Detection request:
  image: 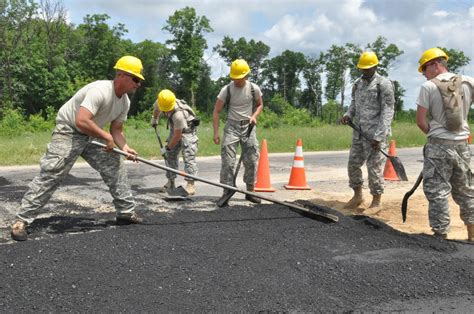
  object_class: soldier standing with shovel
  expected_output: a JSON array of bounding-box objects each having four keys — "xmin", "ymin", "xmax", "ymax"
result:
[
  {"xmin": 213, "ymin": 59, "xmax": 263, "ymax": 206},
  {"xmin": 341, "ymin": 51, "xmax": 395, "ymax": 213}
]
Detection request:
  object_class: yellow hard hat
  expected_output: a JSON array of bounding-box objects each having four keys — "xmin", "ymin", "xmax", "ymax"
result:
[
  {"xmin": 114, "ymin": 55, "xmax": 145, "ymax": 80},
  {"xmin": 229, "ymin": 59, "xmax": 250, "ymax": 79},
  {"xmin": 357, "ymin": 51, "xmax": 379, "ymax": 69},
  {"xmin": 157, "ymin": 89, "xmax": 176, "ymax": 112},
  {"xmin": 418, "ymin": 48, "xmax": 448, "ymax": 73}
]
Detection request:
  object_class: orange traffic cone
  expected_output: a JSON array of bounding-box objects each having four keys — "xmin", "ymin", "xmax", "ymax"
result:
[
  {"xmin": 284, "ymin": 138, "xmax": 311, "ymax": 190},
  {"xmin": 384, "ymin": 140, "xmax": 399, "ymax": 181},
  {"xmin": 255, "ymin": 139, "xmax": 276, "ymax": 192}
]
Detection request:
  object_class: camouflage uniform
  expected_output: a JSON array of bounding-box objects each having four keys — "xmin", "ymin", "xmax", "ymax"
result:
[
  {"xmin": 165, "ymin": 99, "xmax": 199, "ymax": 181},
  {"xmin": 18, "ymin": 124, "xmax": 135, "ymax": 224},
  {"xmin": 217, "ymin": 81, "xmax": 261, "ymax": 186},
  {"xmin": 422, "ymin": 142, "xmax": 474, "ymax": 234},
  {"xmin": 220, "ymin": 121, "xmax": 259, "ymax": 186},
  {"xmin": 417, "ymin": 73, "xmax": 474, "ymax": 234},
  {"xmin": 344, "ymin": 73, "xmax": 395, "ymax": 195}
]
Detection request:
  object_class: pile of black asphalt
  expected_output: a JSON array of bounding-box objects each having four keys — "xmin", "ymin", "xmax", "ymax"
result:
[{"xmin": 1, "ymin": 199, "xmax": 473, "ymax": 312}]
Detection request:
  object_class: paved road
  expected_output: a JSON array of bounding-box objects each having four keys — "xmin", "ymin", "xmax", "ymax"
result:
[{"xmin": 0, "ymin": 147, "xmax": 473, "ymax": 312}]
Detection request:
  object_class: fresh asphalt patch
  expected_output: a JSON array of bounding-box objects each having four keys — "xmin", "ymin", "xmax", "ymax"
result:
[
  {"xmin": 1, "ymin": 201, "xmax": 473, "ymax": 312},
  {"xmin": 1, "ymin": 164, "xmax": 473, "ymax": 311}
]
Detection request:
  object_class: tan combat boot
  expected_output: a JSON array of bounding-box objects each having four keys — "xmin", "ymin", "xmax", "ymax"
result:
[
  {"xmin": 185, "ymin": 181, "xmax": 196, "ymax": 195},
  {"xmin": 245, "ymin": 184, "xmax": 261, "ymax": 204},
  {"xmin": 11, "ymin": 220, "xmax": 28, "ymax": 241},
  {"xmin": 467, "ymin": 224, "xmax": 474, "ymax": 242},
  {"xmin": 344, "ymin": 187, "xmax": 364, "ymax": 209},
  {"xmin": 158, "ymin": 179, "xmax": 175, "ymax": 193},
  {"xmin": 368, "ymin": 194, "xmax": 381, "ymax": 208},
  {"xmin": 364, "ymin": 194, "xmax": 383, "ymax": 215}
]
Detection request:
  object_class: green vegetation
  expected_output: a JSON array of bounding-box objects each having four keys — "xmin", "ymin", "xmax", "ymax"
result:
[
  {"xmin": 0, "ymin": 120, "xmax": 427, "ymax": 166},
  {"xmin": 1, "ymin": 1, "xmax": 470, "ymax": 120},
  {"xmin": 1, "ymin": 1, "xmax": 471, "ymax": 166}
]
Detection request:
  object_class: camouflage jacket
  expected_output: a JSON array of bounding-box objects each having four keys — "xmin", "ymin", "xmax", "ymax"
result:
[{"xmin": 345, "ymin": 72, "xmax": 395, "ymax": 141}]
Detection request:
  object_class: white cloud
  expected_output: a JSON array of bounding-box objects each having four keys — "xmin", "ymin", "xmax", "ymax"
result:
[
  {"xmin": 61, "ymin": 0, "xmax": 474, "ymax": 110},
  {"xmin": 469, "ymin": 6, "xmax": 474, "ymax": 18},
  {"xmin": 433, "ymin": 10, "xmax": 449, "ymax": 18}
]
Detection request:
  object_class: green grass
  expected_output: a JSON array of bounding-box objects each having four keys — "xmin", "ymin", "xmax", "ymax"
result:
[{"xmin": 0, "ymin": 122, "xmax": 427, "ymax": 166}]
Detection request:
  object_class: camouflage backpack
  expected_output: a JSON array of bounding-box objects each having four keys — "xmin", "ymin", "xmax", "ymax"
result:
[
  {"xmin": 167, "ymin": 99, "xmax": 200, "ymax": 130},
  {"xmin": 430, "ymin": 74, "xmax": 465, "ymax": 132}
]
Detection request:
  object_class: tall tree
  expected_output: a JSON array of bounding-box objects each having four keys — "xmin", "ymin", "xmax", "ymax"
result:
[
  {"xmin": 38, "ymin": 0, "xmax": 67, "ymax": 71},
  {"xmin": 133, "ymin": 40, "xmax": 170, "ymax": 115},
  {"xmin": 163, "ymin": 7, "xmax": 213, "ymax": 107},
  {"xmin": 301, "ymin": 54, "xmax": 324, "ymax": 117},
  {"xmin": 76, "ymin": 13, "xmax": 128, "ymax": 80},
  {"xmin": 261, "ymin": 50, "xmax": 306, "ymax": 104},
  {"xmin": 0, "ymin": 0, "xmax": 37, "ymax": 113},
  {"xmin": 439, "ymin": 47, "xmax": 471, "ymax": 73},
  {"xmin": 213, "ymin": 36, "xmax": 270, "ymax": 82},
  {"xmin": 365, "ymin": 36, "xmax": 403, "ymax": 77},
  {"xmin": 324, "ymin": 44, "xmax": 354, "ymax": 111}
]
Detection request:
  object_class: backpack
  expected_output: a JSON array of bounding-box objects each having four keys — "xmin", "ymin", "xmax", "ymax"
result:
[
  {"xmin": 225, "ymin": 82, "xmax": 257, "ymax": 113},
  {"xmin": 431, "ymin": 74, "xmax": 464, "ymax": 132},
  {"xmin": 168, "ymin": 99, "xmax": 200, "ymax": 130}
]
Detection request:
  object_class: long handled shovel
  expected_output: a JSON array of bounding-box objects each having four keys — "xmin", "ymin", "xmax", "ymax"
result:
[
  {"xmin": 216, "ymin": 123, "xmax": 255, "ymax": 207},
  {"xmin": 401, "ymin": 171, "xmax": 423, "ymax": 222},
  {"xmin": 153, "ymin": 126, "xmax": 189, "ymax": 198},
  {"xmin": 347, "ymin": 120, "xmax": 408, "ymax": 181},
  {"xmin": 91, "ymin": 141, "xmax": 338, "ymax": 223}
]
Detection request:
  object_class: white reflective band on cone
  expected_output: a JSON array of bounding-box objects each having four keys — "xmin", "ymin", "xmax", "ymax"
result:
[
  {"xmin": 292, "ymin": 160, "xmax": 305, "ymax": 168},
  {"xmin": 295, "ymin": 146, "xmax": 303, "ymax": 156}
]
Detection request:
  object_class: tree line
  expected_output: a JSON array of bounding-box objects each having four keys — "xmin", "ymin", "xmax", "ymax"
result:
[{"xmin": 1, "ymin": 1, "xmax": 471, "ymax": 124}]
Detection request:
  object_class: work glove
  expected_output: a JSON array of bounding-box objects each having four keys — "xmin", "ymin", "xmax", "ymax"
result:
[
  {"xmin": 371, "ymin": 140, "xmax": 380, "ymax": 150},
  {"xmin": 160, "ymin": 146, "xmax": 170, "ymax": 158},
  {"xmin": 340, "ymin": 116, "xmax": 351, "ymax": 125},
  {"xmin": 151, "ymin": 117, "xmax": 158, "ymax": 128}
]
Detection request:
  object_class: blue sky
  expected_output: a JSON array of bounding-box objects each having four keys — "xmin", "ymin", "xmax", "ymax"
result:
[{"xmin": 62, "ymin": 0, "xmax": 474, "ymax": 110}]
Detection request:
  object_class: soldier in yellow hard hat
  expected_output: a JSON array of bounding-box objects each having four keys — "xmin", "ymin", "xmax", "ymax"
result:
[
  {"xmin": 416, "ymin": 47, "xmax": 474, "ymax": 241},
  {"xmin": 340, "ymin": 51, "xmax": 395, "ymax": 213},
  {"xmin": 151, "ymin": 89, "xmax": 200, "ymax": 195},
  {"xmin": 212, "ymin": 59, "xmax": 264, "ymax": 205},
  {"xmin": 11, "ymin": 55, "xmax": 145, "ymax": 241}
]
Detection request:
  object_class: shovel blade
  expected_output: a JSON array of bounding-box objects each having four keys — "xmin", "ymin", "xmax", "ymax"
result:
[
  {"xmin": 388, "ymin": 156, "xmax": 408, "ymax": 181},
  {"xmin": 167, "ymin": 185, "xmax": 189, "ymax": 197}
]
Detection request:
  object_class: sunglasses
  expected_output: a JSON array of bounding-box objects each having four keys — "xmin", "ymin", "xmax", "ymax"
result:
[
  {"xmin": 422, "ymin": 60, "xmax": 437, "ymax": 73},
  {"xmin": 124, "ymin": 73, "xmax": 141, "ymax": 84}
]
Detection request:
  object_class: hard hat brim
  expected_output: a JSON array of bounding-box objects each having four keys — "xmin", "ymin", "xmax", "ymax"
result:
[
  {"xmin": 229, "ymin": 71, "xmax": 250, "ymax": 80},
  {"xmin": 114, "ymin": 66, "xmax": 145, "ymax": 81},
  {"xmin": 357, "ymin": 63, "xmax": 377, "ymax": 70}
]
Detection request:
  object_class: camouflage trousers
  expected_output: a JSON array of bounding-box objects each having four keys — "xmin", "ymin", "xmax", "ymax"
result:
[
  {"xmin": 423, "ymin": 142, "xmax": 474, "ymax": 234},
  {"xmin": 347, "ymin": 137, "xmax": 387, "ymax": 195},
  {"xmin": 18, "ymin": 124, "xmax": 135, "ymax": 224},
  {"xmin": 165, "ymin": 129, "xmax": 199, "ymax": 182},
  {"xmin": 220, "ymin": 121, "xmax": 259, "ymax": 186}
]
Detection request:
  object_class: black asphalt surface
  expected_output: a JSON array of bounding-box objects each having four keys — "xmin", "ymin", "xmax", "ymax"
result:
[
  {"xmin": 1, "ymin": 149, "xmax": 473, "ymax": 312},
  {"xmin": 1, "ymin": 199, "xmax": 473, "ymax": 311}
]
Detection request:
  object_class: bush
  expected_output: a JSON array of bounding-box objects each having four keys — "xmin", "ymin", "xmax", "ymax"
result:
[
  {"xmin": 267, "ymin": 94, "xmax": 292, "ymax": 115},
  {"xmin": 282, "ymin": 107, "xmax": 313, "ymax": 126},
  {"xmin": 26, "ymin": 106, "xmax": 56, "ymax": 132},
  {"xmin": 259, "ymin": 109, "xmax": 282, "ymax": 128},
  {"xmin": 0, "ymin": 108, "xmax": 26, "ymax": 136}
]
